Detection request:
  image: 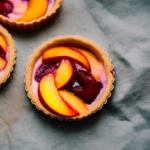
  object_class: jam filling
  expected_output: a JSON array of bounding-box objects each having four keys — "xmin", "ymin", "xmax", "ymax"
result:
[
  {"xmin": 0, "ymin": 0, "xmax": 13, "ymax": 16},
  {"xmin": 0, "ymin": 45, "xmax": 6, "ymax": 58},
  {"xmin": 35, "ymin": 64, "xmax": 57, "ymax": 82}
]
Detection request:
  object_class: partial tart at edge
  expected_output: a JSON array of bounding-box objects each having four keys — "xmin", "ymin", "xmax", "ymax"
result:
[
  {"xmin": 0, "ymin": 25, "xmax": 16, "ymax": 86},
  {"xmin": 0, "ymin": 0, "xmax": 62, "ymax": 31}
]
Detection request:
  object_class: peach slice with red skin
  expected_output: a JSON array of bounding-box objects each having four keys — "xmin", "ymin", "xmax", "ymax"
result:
[
  {"xmin": 69, "ymin": 47, "xmax": 103, "ymax": 82},
  {"xmin": 38, "ymin": 73, "xmax": 78, "ymax": 117},
  {"xmin": 0, "ymin": 57, "xmax": 7, "ymax": 71},
  {"xmin": 59, "ymin": 90, "xmax": 88, "ymax": 114},
  {"xmin": 0, "ymin": 34, "xmax": 7, "ymax": 55},
  {"xmin": 55, "ymin": 59, "xmax": 76, "ymax": 89},
  {"xmin": 17, "ymin": 0, "xmax": 48, "ymax": 22},
  {"xmin": 42, "ymin": 46, "xmax": 90, "ymax": 71}
]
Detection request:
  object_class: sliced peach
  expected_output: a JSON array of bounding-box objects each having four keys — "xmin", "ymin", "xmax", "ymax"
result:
[
  {"xmin": 0, "ymin": 57, "xmax": 7, "ymax": 71},
  {"xmin": 55, "ymin": 59, "xmax": 76, "ymax": 89},
  {"xmin": 59, "ymin": 90, "xmax": 88, "ymax": 115},
  {"xmin": 69, "ymin": 47, "xmax": 102, "ymax": 82},
  {"xmin": 42, "ymin": 46, "xmax": 90, "ymax": 71},
  {"xmin": 38, "ymin": 73, "xmax": 78, "ymax": 117},
  {"xmin": 17, "ymin": 0, "xmax": 48, "ymax": 22},
  {"xmin": 0, "ymin": 34, "xmax": 7, "ymax": 55}
]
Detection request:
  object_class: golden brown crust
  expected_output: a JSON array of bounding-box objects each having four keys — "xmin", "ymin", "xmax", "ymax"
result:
[
  {"xmin": 25, "ymin": 35, "xmax": 114, "ymax": 121},
  {"xmin": 0, "ymin": 0, "xmax": 62, "ymax": 31},
  {"xmin": 0, "ymin": 25, "xmax": 16, "ymax": 86}
]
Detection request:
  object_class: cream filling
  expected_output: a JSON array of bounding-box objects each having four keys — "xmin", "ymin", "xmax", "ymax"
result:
[
  {"xmin": 7, "ymin": 0, "xmax": 55, "ymax": 21},
  {"xmin": 8, "ymin": 0, "xmax": 28, "ymax": 20},
  {"xmin": 47, "ymin": 0, "xmax": 55, "ymax": 12},
  {"xmin": 31, "ymin": 56, "xmax": 107, "ymax": 109}
]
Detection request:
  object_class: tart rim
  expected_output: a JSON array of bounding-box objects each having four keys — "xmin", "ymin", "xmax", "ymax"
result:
[
  {"xmin": 0, "ymin": 0, "xmax": 62, "ymax": 30},
  {"xmin": 0, "ymin": 25, "xmax": 16, "ymax": 86},
  {"xmin": 25, "ymin": 35, "xmax": 114, "ymax": 120}
]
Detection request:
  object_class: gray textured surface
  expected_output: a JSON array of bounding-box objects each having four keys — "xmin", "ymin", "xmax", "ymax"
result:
[{"xmin": 0, "ymin": 0, "xmax": 150, "ymax": 150}]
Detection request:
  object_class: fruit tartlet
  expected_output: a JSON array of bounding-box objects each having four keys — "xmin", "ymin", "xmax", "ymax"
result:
[
  {"xmin": 25, "ymin": 35, "xmax": 114, "ymax": 120},
  {"xmin": 0, "ymin": 25, "xmax": 16, "ymax": 86},
  {"xmin": 0, "ymin": 0, "xmax": 62, "ymax": 31}
]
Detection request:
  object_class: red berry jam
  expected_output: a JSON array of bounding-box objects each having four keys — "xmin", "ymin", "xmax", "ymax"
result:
[
  {"xmin": 69, "ymin": 82, "xmax": 103, "ymax": 104},
  {"xmin": 77, "ymin": 70, "xmax": 96, "ymax": 86},
  {"xmin": 0, "ymin": 46, "xmax": 5, "ymax": 58},
  {"xmin": 35, "ymin": 64, "xmax": 57, "ymax": 82},
  {"xmin": 0, "ymin": 1, "xmax": 13, "ymax": 16}
]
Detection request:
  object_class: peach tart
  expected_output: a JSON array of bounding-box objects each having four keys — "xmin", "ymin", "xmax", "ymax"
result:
[
  {"xmin": 0, "ymin": 25, "xmax": 16, "ymax": 86},
  {"xmin": 0, "ymin": 0, "xmax": 62, "ymax": 30},
  {"xmin": 25, "ymin": 35, "xmax": 114, "ymax": 120}
]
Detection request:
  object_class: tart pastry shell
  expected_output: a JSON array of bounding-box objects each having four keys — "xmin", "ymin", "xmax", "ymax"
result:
[
  {"xmin": 25, "ymin": 35, "xmax": 114, "ymax": 121},
  {"xmin": 0, "ymin": 0, "xmax": 62, "ymax": 31},
  {"xmin": 0, "ymin": 25, "xmax": 16, "ymax": 86}
]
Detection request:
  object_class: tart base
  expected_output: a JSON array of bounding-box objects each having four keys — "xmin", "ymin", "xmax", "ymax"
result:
[{"xmin": 25, "ymin": 35, "xmax": 114, "ymax": 121}]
